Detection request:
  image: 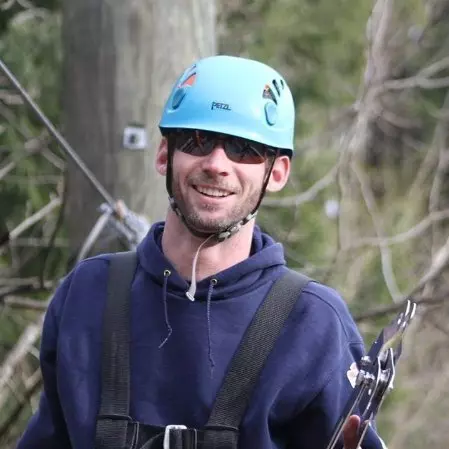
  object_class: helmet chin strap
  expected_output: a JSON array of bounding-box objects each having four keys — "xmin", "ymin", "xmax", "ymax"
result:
[{"xmin": 168, "ymin": 195, "xmax": 258, "ymax": 242}]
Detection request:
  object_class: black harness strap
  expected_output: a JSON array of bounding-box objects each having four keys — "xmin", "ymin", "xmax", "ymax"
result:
[
  {"xmin": 95, "ymin": 252, "xmax": 311, "ymax": 449},
  {"xmin": 95, "ymin": 251, "xmax": 138, "ymax": 449},
  {"xmin": 203, "ymin": 270, "xmax": 311, "ymax": 448}
]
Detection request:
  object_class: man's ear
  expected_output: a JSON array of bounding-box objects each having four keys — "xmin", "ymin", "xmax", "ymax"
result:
[
  {"xmin": 266, "ymin": 155, "xmax": 291, "ymax": 192},
  {"xmin": 155, "ymin": 137, "xmax": 168, "ymax": 176}
]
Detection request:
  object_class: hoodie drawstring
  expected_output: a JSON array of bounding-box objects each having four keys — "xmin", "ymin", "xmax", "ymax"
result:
[
  {"xmin": 159, "ymin": 271, "xmax": 217, "ymax": 376},
  {"xmin": 185, "ymin": 234, "xmax": 215, "ymax": 301},
  {"xmin": 206, "ymin": 278, "xmax": 217, "ymax": 375},
  {"xmin": 159, "ymin": 269, "xmax": 173, "ymax": 348}
]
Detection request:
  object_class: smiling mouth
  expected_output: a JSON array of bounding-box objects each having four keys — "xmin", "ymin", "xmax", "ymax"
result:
[{"xmin": 193, "ymin": 185, "xmax": 234, "ymax": 198}]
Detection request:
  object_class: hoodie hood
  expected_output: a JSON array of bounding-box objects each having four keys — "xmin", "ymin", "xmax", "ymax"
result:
[{"xmin": 137, "ymin": 221, "xmax": 286, "ymax": 301}]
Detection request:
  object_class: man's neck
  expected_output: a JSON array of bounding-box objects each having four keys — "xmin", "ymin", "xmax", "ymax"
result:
[{"xmin": 161, "ymin": 210, "xmax": 255, "ymax": 281}]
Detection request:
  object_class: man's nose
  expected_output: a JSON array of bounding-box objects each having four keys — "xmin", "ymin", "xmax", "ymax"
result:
[{"xmin": 200, "ymin": 144, "xmax": 231, "ymax": 176}]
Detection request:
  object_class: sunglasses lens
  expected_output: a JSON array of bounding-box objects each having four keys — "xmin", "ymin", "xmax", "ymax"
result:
[
  {"xmin": 172, "ymin": 131, "xmax": 202, "ymax": 156},
  {"xmin": 171, "ymin": 130, "xmax": 272, "ymax": 164},
  {"xmin": 225, "ymin": 140, "xmax": 267, "ymax": 164}
]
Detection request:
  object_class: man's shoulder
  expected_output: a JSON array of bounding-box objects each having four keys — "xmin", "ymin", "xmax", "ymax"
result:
[
  {"xmin": 285, "ymin": 270, "xmax": 361, "ymax": 343},
  {"xmin": 284, "ymin": 269, "xmax": 348, "ymax": 312},
  {"xmin": 48, "ymin": 253, "xmax": 115, "ymax": 312},
  {"xmin": 71, "ymin": 252, "xmax": 116, "ymax": 280},
  {"xmin": 301, "ymin": 278, "xmax": 349, "ymax": 315}
]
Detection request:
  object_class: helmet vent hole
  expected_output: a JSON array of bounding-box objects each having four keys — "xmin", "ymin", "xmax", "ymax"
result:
[
  {"xmin": 273, "ymin": 79, "xmax": 281, "ymax": 96},
  {"xmin": 280, "ymin": 79, "xmax": 285, "ymax": 89},
  {"xmin": 180, "ymin": 72, "xmax": 197, "ymax": 87},
  {"xmin": 263, "ymin": 84, "xmax": 278, "ymax": 105}
]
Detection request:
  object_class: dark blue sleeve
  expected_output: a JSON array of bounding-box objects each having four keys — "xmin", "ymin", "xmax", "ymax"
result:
[
  {"xmin": 16, "ymin": 277, "xmax": 72, "ymax": 449},
  {"xmin": 290, "ymin": 342, "xmax": 388, "ymax": 449}
]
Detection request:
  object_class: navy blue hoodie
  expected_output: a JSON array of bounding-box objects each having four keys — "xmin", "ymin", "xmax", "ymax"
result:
[{"xmin": 17, "ymin": 222, "xmax": 386, "ymax": 449}]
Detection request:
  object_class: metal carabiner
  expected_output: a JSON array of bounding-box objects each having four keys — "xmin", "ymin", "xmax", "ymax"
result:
[{"xmin": 326, "ymin": 299, "xmax": 417, "ymax": 449}]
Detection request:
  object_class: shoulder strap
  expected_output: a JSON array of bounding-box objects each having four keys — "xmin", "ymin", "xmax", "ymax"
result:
[
  {"xmin": 206, "ymin": 270, "xmax": 311, "ymax": 430},
  {"xmin": 95, "ymin": 251, "xmax": 138, "ymax": 449}
]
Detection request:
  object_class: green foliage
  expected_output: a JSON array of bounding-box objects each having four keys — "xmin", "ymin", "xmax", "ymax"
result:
[
  {"xmin": 0, "ymin": 10, "xmax": 68, "ymax": 281},
  {"xmin": 0, "ymin": 11, "xmax": 62, "ymax": 229},
  {"xmin": 0, "ymin": 0, "xmax": 60, "ymax": 36},
  {"xmin": 0, "ymin": 11, "xmax": 64, "ymax": 444},
  {"xmin": 1, "ymin": 10, "xmax": 62, "ymax": 121}
]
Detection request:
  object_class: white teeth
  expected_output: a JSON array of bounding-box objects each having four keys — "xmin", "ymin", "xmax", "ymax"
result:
[{"xmin": 195, "ymin": 186, "xmax": 231, "ymax": 197}]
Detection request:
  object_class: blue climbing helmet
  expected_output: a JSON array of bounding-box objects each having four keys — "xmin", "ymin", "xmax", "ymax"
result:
[
  {"xmin": 159, "ymin": 55, "xmax": 296, "ymax": 243},
  {"xmin": 159, "ymin": 55, "xmax": 295, "ymax": 156}
]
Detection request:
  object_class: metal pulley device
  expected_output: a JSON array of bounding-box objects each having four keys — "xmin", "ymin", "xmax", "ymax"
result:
[{"xmin": 326, "ymin": 299, "xmax": 417, "ymax": 449}]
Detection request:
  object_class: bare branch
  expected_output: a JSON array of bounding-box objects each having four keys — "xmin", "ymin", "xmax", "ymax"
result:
[
  {"xmin": 397, "ymin": 232, "xmax": 449, "ymax": 304},
  {"xmin": 2, "ymin": 196, "xmax": 61, "ymax": 246},
  {"xmin": 0, "ymin": 160, "xmax": 15, "ymax": 182},
  {"xmin": 41, "ymin": 148, "xmax": 66, "ymax": 171},
  {"xmin": 8, "ymin": 237, "xmax": 68, "ymax": 248},
  {"xmin": 0, "ymin": 0, "xmax": 16, "ymax": 11},
  {"xmin": 381, "ymin": 56, "xmax": 449, "ymax": 91},
  {"xmin": 0, "ymin": 0, "xmax": 35, "ymax": 11},
  {"xmin": 364, "ymin": 0, "xmax": 395, "ymax": 86},
  {"xmin": 262, "ymin": 164, "xmax": 339, "ymax": 207},
  {"xmin": 2, "ymin": 296, "xmax": 48, "ymax": 311},
  {"xmin": 354, "ymin": 293, "xmax": 449, "ymax": 322},
  {"xmin": 0, "ymin": 90, "xmax": 22, "ymax": 105},
  {"xmin": 420, "ymin": 55, "xmax": 449, "ymax": 78},
  {"xmin": 351, "ymin": 161, "xmax": 402, "ymax": 302},
  {"xmin": 3, "ymin": 174, "xmax": 62, "ymax": 185},
  {"xmin": 346, "ymin": 208, "xmax": 449, "ymax": 249},
  {"xmin": 0, "ymin": 277, "xmax": 53, "ymax": 288},
  {"xmin": 16, "ymin": 0, "xmax": 36, "ymax": 9},
  {"xmin": 0, "ymin": 279, "xmax": 53, "ymax": 300},
  {"xmin": 0, "ymin": 132, "xmax": 50, "ymax": 182},
  {"xmin": 382, "ymin": 75, "xmax": 449, "ymax": 90},
  {"xmin": 0, "ymin": 314, "xmax": 45, "ymax": 411},
  {"xmin": 0, "ymin": 370, "xmax": 42, "ymax": 441}
]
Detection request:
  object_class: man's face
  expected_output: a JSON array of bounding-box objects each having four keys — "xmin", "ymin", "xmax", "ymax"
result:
[{"xmin": 170, "ymin": 141, "xmax": 267, "ymax": 234}]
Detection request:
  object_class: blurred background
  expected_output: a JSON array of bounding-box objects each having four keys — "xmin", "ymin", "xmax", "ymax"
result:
[{"xmin": 1, "ymin": 0, "xmax": 448, "ymax": 447}]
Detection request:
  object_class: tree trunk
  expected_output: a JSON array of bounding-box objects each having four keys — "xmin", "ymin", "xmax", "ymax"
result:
[{"xmin": 62, "ymin": 0, "xmax": 216, "ymax": 252}]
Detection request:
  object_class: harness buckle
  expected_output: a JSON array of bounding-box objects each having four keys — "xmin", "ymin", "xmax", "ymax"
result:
[{"xmin": 163, "ymin": 424, "xmax": 187, "ymax": 449}]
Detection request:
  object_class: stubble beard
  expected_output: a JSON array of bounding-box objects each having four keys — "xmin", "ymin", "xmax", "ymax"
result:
[{"xmin": 172, "ymin": 177, "xmax": 261, "ymax": 233}]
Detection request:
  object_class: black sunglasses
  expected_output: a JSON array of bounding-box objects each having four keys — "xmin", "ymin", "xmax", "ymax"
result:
[{"xmin": 167, "ymin": 129, "xmax": 277, "ymax": 164}]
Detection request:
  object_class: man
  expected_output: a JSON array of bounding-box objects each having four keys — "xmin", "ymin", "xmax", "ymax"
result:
[{"xmin": 17, "ymin": 55, "xmax": 386, "ymax": 449}]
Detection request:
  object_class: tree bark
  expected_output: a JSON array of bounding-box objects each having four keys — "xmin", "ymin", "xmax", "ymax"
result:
[{"xmin": 62, "ymin": 0, "xmax": 216, "ymax": 252}]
